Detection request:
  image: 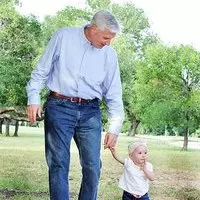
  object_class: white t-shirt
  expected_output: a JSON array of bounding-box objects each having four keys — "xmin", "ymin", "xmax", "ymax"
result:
[{"xmin": 119, "ymin": 158, "xmax": 153, "ymax": 196}]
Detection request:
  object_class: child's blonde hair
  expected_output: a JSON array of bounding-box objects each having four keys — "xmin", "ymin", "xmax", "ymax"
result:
[{"xmin": 128, "ymin": 139, "xmax": 148, "ymax": 155}]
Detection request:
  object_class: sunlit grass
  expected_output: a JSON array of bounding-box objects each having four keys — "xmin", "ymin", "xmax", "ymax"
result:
[{"xmin": 0, "ymin": 126, "xmax": 200, "ymax": 199}]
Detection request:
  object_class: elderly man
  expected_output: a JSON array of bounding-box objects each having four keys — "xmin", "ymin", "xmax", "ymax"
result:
[{"xmin": 27, "ymin": 10, "xmax": 124, "ymax": 200}]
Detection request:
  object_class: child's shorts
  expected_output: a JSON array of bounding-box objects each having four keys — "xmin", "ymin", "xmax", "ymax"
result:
[{"xmin": 122, "ymin": 191, "xmax": 150, "ymax": 200}]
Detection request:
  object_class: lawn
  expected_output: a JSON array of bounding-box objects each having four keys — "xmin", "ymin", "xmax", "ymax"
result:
[{"xmin": 0, "ymin": 126, "xmax": 200, "ymax": 200}]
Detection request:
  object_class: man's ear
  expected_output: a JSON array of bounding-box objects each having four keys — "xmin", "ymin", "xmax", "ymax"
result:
[{"xmin": 90, "ymin": 24, "xmax": 98, "ymax": 33}]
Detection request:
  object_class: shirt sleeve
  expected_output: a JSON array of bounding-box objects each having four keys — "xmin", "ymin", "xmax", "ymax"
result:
[
  {"xmin": 26, "ymin": 29, "xmax": 62, "ymax": 105},
  {"xmin": 102, "ymin": 49, "xmax": 124, "ymax": 135}
]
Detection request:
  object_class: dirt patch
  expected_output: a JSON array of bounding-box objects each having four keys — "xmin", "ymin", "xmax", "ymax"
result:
[
  {"xmin": 0, "ymin": 189, "xmax": 48, "ymax": 199},
  {"xmin": 151, "ymin": 168, "xmax": 200, "ymax": 200},
  {"xmin": 0, "ymin": 189, "xmax": 77, "ymax": 199}
]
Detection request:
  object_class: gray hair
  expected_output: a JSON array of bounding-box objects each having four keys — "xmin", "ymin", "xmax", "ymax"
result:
[{"xmin": 91, "ymin": 10, "xmax": 120, "ymax": 33}]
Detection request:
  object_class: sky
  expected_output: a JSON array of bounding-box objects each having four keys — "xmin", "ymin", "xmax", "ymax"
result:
[{"xmin": 18, "ymin": 0, "xmax": 200, "ymax": 50}]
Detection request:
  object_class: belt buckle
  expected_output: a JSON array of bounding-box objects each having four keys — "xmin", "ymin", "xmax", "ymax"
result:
[
  {"xmin": 70, "ymin": 97, "xmax": 77, "ymax": 103},
  {"xmin": 78, "ymin": 98, "xmax": 82, "ymax": 103}
]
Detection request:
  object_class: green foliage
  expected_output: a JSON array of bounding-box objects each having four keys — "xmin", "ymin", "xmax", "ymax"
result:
[
  {"xmin": 88, "ymin": 0, "xmax": 111, "ymax": 11},
  {"xmin": 0, "ymin": 1, "xmax": 42, "ymax": 106},
  {"xmin": 42, "ymin": 7, "xmax": 90, "ymax": 44},
  {"xmin": 0, "ymin": 15, "xmax": 41, "ymax": 60},
  {"xmin": 112, "ymin": 3, "xmax": 149, "ymax": 35},
  {"xmin": 111, "ymin": 4, "xmax": 158, "ymax": 132},
  {"xmin": 134, "ymin": 44, "xmax": 200, "ymax": 136},
  {"xmin": 112, "ymin": 3, "xmax": 159, "ymax": 57}
]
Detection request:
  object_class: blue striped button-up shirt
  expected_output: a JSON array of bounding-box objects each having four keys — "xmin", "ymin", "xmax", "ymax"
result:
[{"xmin": 27, "ymin": 26, "xmax": 124, "ymax": 134}]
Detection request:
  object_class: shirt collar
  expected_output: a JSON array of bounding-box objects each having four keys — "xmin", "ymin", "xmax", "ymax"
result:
[
  {"xmin": 128, "ymin": 157, "xmax": 141, "ymax": 169},
  {"xmin": 81, "ymin": 25, "xmax": 91, "ymax": 45}
]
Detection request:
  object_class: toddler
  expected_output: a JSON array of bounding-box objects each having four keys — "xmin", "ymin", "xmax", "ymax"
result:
[{"xmin": 110, "ymin": 140, "xmax": 155, "ymax": 200}]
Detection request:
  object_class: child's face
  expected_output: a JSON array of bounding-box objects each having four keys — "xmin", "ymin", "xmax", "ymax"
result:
[{"xmin": 130, "ymin": 145, "xmax": 147, "ymax": 165}]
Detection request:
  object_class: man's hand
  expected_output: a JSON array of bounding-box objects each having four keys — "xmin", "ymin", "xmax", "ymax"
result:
[
  {"xmin": 27, "ymin": 104, "xmax": 42, "ymax": 123},
  {"xmin": 104, "ymin": 132, "xmax": 118, "ymax": 149}
]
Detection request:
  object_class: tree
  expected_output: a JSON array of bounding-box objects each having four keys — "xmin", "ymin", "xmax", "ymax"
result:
[
  {"xmin": 111, "ymin": 3, "xmax": 158, "ymax": 135},
  {"xmin": 42, "ymin": 7, "xmax": 90, "ymax": 45},
  {"xmin": 0, "ymin": 1, "xmax": 42, "ymax": 133},
  {"xmin": 0, "ymin": 1, "xmax": 42, "ymax": 106},
  {"xmin": 134, "ymin": 44, "xmax": 200, "ymax": 150},
  {"xmin": 87, "ymin": 0, "xmax": 111, "ymax": 11},
  {"xmin": 0, "ymin": 107, "xmax": 27, "ymax": 136}
]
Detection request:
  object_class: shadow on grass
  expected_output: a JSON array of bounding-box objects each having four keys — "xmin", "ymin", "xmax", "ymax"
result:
[
  {"xmin": 0, "ymin": 189, "xmax": 77, "ymax": 200},
  {"xmin": 0, "ymin": 189, "xmax": 48, "ymax": 199},
  {"xmin": 175, "ymin": 187, "xmax": 200, "ymax": 200}
]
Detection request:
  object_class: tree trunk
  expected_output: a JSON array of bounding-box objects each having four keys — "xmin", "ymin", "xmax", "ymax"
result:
[
  {"xmin": 182, "ymin": 126, "xmax": 188, "ymax": 151},
  {"xmin": 164, "ymin": 125, "xmax": 169, "ymax": 136},
  {"xmin": 182, "ymin": 111, "xmax": 190, "ymax": 151},
  {"xmin": 13, "ymin": 120, "xmax": 19, "ymax": 137},
  {"xmin": 128, "ymin": 118, "xmax": 140, "ymax": 136},
  {"xmin": 21, "ymin": 121, "xmax": 25, "ymax": 126},
  {"xmin": 0, "ymin": 119, "xmax": 3, "ymax": 134},
  {"xmin": 5, "ymin": 118, "xmax": 11, "ymax": 136}
]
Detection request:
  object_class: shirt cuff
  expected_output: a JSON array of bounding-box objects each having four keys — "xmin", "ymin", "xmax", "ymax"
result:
[
  {"xmin": 108, "ymin": 116, "xmax": 124, "ymax": 135},
  {"xmin": 27, "ymin": 94, "xmax": 41, "ymax": 105}
]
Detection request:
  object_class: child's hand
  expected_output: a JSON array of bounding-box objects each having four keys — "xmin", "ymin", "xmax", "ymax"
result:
[
  {"xmin": 109, "ymin": 147, "xmax": 115, "ymax": 154},
  {"xmin": 140, "ymin": 161, "xmax": 155, "ymax": 181}
]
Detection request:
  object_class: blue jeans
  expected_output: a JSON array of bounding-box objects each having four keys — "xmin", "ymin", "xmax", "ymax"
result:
[
  {"xmin": 44, "ymin": 96, "xmax": 102, "ymax": 200},
  {"xmin": 122, "ymin": 191, "xmax": 150, "ymax": 200}
]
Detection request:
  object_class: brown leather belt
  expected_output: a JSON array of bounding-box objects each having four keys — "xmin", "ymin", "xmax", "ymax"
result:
[{"xmin": 49, "ymin": 91, "xmax": 93, "ymax": 103}]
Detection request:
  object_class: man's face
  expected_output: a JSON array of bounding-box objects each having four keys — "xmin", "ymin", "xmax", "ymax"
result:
[{"xmin": 90, "ymin": 25, "xmax": 116, "ymax": 48}]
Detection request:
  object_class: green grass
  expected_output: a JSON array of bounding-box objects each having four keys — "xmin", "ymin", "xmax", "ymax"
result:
[{"xmin": 0, "ymin": 126, "xmax": 200, "ymax": 200}]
